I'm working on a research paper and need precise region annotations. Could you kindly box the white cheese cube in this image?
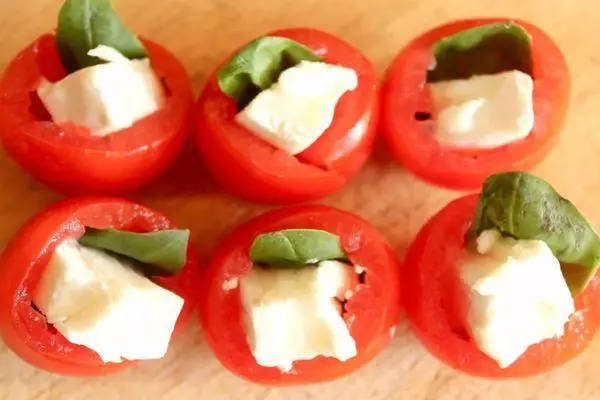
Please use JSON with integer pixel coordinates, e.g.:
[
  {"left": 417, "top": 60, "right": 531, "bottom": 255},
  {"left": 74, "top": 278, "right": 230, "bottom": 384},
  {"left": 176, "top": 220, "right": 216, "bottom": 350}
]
[
  {"left": 240, "top": 260, "right": 357, "bottom": 372},
  {"left": 429, "top": 70, "right": 534, "bottom": 148},
  {"left": 33, "top": 239, "right": 184, "bottom": 363},
  {"left": 37, "top": 45, "right": 165, "bottom": 137},
  {"left": 236, "top": 61, "right": 358, "bottom": 155},
  {"left": 460, "top": 229, "right": 575, "bottom": 368}
]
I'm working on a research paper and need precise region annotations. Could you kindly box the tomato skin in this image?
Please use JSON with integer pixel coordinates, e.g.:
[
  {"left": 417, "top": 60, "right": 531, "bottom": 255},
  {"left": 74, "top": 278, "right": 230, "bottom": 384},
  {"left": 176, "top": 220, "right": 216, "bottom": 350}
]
[
  {"left": 0, "top": 197, "right": 201, "bottom": 376},
  {"left": 382, "top": 19, "right": 570, "bottom": 189},
  {"left": 403, "top": 195, "right": 600, "bottom": 378},
  {"left": 199, "top": 205, "right": 401, "bottom": 385},
  {"left": 0, "top": 34, "right": 193, "bottom": 195},
  {"left": 195, "top": 28, "right": 379, "bottom": 204}
]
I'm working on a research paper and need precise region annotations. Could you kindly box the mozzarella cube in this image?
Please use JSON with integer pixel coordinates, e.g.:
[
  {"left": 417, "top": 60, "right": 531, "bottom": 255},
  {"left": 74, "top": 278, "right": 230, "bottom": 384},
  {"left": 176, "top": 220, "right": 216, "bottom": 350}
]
[
  {"left": 33, "top": 240, "right": 184, "bottom": 363},
  {"left": 460, "top": 229, "right": 575, "bottom": 368},
  {"left": 236, "top": 61, "right": 358, "bottom": 155},
  {"left": 429, "top": 70, "right": 534, "bottom": 148},
  {"left": 37, "top": 46, "right": 165, "bottom": 137},
  {"left": 240, "top": 260, "right": 357, "bottom": 372}
]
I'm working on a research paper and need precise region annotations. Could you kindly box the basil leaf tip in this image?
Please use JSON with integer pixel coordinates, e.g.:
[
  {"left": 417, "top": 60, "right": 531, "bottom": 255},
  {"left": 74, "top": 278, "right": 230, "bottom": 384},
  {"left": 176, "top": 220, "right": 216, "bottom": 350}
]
[
  {"left": 79, "top": 227, "right": 189, "bottom": 275},
  {"left": 218, "top": 36, "right": 321, "bottom": 108},
  {"left": 249, "top": 229, "right": 347, "bottom": 268},
  {"left": 467, "top": 171, "right": 600, "bottom": 295},
  {"left": 427, "top": 21, "right": 532, "bottom": 83},
  {"left": 56, "top": 0, "right": 148, "bottom": 73}
]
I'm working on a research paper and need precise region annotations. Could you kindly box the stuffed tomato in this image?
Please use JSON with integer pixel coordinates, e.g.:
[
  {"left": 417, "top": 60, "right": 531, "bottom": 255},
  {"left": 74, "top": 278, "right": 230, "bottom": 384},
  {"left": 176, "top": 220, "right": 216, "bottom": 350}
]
[
  {"left": 382, "top": 19, "right": 569, "bottom": 189},
  {"left": 403, "top": 171, "right": 600, "bottom": 378},
  {"left": 200, "top": 205, "right": 400, "bottom": 384},
  {"left": 195, "top": 28, "right": 379, "bottom": 204},
  {"left": 0, "top": 0, "right": 193, "bottom": 194},
  {"left": 0, "top": 197, "right": 200, "bottom": 376}
]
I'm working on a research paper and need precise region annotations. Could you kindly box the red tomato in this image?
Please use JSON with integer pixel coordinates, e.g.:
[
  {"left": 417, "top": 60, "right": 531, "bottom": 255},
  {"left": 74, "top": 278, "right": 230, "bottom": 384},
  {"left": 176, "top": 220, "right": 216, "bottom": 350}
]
[
  {"left": 0, "top": 197, "right": 201, "bottom": 376},
  {"left": 382, "top": 19, "right": 570, "bottom": 189},
  {"left": 403, "top": 195, "right": 600, "bottom": 378},
  {"left": 200, "top": 205, "right": 401, "bottom": 385},
  {"left": 0, "top": 34, "right": 193, "bottom": 194},
  {"left": 195, "top": 28, "right": 379, "bottom": 204}
]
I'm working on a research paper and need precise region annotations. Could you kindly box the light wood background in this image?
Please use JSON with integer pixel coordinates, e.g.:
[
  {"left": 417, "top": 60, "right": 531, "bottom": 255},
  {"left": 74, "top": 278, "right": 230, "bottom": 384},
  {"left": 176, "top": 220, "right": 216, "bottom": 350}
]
[{"left": 0, "top": 0, "right": 599, "bottom": 399}]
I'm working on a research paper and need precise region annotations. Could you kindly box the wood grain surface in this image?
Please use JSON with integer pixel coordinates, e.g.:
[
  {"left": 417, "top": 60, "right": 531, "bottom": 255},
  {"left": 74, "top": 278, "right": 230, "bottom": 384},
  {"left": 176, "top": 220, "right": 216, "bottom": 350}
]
[{"left": 0, "top": 0, "right": 599, "bottom": 398}]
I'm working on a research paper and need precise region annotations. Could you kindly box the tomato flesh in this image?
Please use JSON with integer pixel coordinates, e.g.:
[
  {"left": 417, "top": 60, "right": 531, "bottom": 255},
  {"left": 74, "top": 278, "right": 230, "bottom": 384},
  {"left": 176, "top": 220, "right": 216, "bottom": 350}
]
[
  {"left": 195, "top": 28, "right": 379, "bottom": 204},
  {"left": 382, "top": 19, "right": 570, "bottom": 189},
  {"left": 0, "top": 197, "right": 201, "bottom": 376},
  {"left": 0, "top": 34, "right": 193, "bottom": 194},
  {"left": 403, "top": 195, "right": 600, "bottom": 378},
  {"left": 199, "top": 205, "right": 401, "bottom": 385}
]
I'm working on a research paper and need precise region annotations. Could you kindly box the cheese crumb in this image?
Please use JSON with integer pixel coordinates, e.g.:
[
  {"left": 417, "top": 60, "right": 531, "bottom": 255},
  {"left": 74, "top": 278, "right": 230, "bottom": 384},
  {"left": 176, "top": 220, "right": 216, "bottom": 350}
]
[{"left": 221, "top": 277, "right": 239, "bottom": 292}]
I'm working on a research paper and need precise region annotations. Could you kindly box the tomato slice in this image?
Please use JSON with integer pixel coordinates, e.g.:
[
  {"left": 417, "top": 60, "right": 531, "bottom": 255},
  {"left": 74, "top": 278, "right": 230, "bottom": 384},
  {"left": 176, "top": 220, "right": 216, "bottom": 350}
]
[
  {"left": 403, "top": 195, "right": 600, "bottom": 378},
  {"left": 0, "top": 34, "right": 193, "bottom": 194},
  {"left": 199, "top": 205, "right": 401, "bottom": 385},
  {"left": 382, "top": 19, "right": 570, "bottom": 189},
  {"left": 0, "top": 197, "right": 201, "bottom": 376},
  {"left": 195, "top": 28, "right": 379, "bottom": 204}
]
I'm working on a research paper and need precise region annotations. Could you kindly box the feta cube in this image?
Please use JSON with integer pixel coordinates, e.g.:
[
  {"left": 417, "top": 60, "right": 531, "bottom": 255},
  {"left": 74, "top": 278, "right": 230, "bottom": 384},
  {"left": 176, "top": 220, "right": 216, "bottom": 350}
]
[
  {"left": 33, "top": 240, "right": 184, "bottom": 363},
  {"left": 429, "top": 70, "right": 534, "bottom": 148},
  {"left": 37, "top": 46, "right": 164, "bottom": 137},
  {"left": 239, "top": 260, "right": 357, "bottom": 372},
  {"left": 236, "top": 61, "right": 358, "bottom": 155},
  {"left": 460, "top": 229, "right": 575, "bottom": 368}
]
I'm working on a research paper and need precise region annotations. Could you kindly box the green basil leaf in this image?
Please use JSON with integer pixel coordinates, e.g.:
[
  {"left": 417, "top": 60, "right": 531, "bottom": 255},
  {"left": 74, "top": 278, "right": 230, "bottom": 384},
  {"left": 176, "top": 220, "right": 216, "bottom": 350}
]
[
  {"left": 427, "top": 22, "right": 532, "bottom": 83},
  {"left": 56, "top": 0, "right": 148, "bottom": 72},
  {"left": 249, "top": 229, "right": 347, "bottom": 268},
  {"left": 467, "top": 171, "right": 600, "bottom": 295},
  {"left": 79, "top": 228, "right": 189, "bottom": 275},
  {"left": 217, "top": 37, "right": 321, "bottom": 107}
]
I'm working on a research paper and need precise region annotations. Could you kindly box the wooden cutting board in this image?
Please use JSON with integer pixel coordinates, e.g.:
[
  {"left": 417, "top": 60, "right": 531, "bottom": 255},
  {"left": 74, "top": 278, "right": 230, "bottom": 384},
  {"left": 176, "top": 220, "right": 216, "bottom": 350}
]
[{"left": 0, "top": 0, "right": 599, "bottom": 398}]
